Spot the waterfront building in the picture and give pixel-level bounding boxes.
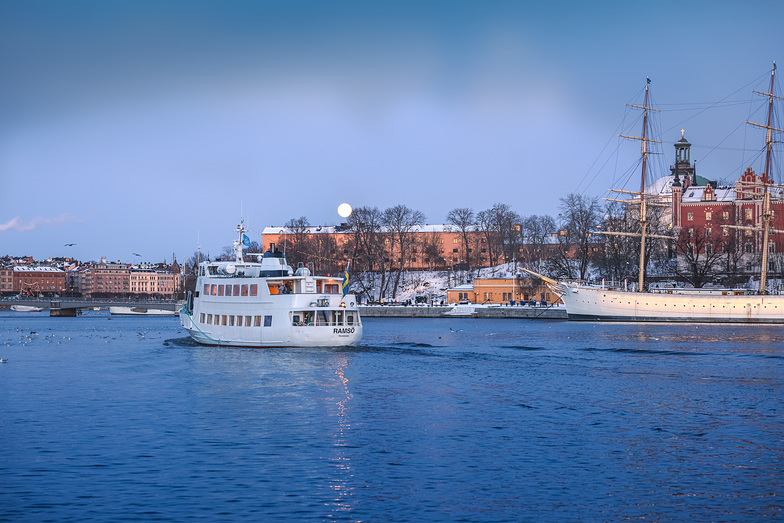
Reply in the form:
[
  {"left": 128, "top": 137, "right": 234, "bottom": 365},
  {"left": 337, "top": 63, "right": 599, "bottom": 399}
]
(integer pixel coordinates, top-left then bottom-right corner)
[
  {"left": 446, "top": 277, "right": 558, "bottom": 305},
  {"left": 13, "top": 266, "right": 66, "bottom": 295}
]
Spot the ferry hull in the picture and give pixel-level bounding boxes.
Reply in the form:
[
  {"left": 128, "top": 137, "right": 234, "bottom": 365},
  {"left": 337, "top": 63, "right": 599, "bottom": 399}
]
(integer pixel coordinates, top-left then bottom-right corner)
[{"left": 556, "top": 283, "right": 784, "bottom": 323}]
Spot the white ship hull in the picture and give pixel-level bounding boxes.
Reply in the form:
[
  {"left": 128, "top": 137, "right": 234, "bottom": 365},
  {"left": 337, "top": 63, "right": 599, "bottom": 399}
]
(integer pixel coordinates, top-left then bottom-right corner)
[
  {"left": 554, "top": 282, "right": 784, "bottom": 323},
  {"left": 110, "top": 306, "right": 177, "bottom": 316}
]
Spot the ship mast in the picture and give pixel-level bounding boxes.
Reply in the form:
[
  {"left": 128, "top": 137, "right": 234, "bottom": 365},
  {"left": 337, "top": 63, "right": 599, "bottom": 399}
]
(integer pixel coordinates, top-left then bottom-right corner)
[
  {"left": 617, "top": 78, "right": 664, "bottom": 291},
  {"left": 746, "top": 62, "right": 783, "bottom": 293}
]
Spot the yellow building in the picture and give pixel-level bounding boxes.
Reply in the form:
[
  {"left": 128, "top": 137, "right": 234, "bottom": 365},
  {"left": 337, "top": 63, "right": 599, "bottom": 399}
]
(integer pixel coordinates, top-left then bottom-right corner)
[{"left": 446, "top": 277, "right": 560, "bottom": 305}]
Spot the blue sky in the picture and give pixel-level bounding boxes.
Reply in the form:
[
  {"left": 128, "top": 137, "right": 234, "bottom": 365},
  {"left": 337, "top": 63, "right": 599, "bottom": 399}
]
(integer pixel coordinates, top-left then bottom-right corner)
[{"left": 1, "top": 0, "right": 782, "bottom": 263}]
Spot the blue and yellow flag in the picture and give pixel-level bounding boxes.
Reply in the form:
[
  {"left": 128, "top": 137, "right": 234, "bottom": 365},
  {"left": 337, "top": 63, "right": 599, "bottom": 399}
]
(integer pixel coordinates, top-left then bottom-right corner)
[{"left": 341, "top": 261, "right": 350, "bottom": 296}]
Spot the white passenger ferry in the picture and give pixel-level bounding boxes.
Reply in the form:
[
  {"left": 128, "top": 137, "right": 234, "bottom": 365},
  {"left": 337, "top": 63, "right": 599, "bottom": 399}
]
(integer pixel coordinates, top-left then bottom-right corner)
[{"left": 179, "top": 222, "right": 362, "bottom": 347}]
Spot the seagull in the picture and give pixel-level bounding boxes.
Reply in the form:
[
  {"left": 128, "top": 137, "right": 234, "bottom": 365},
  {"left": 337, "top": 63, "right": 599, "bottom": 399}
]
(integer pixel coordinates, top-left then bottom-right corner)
[
  {"left": 64, "top": 243, "right": 76, "bottom": 247},
  {"left": 133, "top": 253, "right": 142, "bottom": 257}
]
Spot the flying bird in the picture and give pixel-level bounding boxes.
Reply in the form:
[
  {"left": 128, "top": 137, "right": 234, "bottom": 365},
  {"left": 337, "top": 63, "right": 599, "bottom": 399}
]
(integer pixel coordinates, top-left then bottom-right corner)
[
  {"left": 64, "top": 243, "right": 76, "bottom": 246},
  {"left": 133, "top": 253, "right": 142, "bottom": 256}
]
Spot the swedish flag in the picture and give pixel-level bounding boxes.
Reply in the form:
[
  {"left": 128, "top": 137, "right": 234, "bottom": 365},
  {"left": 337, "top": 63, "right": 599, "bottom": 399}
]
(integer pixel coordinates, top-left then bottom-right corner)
[{"left": 342, "top": 261, "right": 350, "bottom": 296}]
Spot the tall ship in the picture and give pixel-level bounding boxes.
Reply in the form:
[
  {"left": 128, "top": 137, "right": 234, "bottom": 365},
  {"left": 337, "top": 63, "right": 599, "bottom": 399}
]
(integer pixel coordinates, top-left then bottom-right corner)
[
  {"left": 179, "top": 222, "right": 362, "bottom": 346},
  {"left": 527, "top": 64, "right": 784, "bottom": 323}
]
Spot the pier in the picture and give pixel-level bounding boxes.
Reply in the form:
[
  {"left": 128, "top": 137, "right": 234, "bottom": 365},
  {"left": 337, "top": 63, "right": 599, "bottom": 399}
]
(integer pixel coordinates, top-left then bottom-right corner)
[
  {"left": 0, "top": 298, "right": 181, "bottom": 317},
  {"left": 359, "top": 304, "right": 567, "bottom": 320}
]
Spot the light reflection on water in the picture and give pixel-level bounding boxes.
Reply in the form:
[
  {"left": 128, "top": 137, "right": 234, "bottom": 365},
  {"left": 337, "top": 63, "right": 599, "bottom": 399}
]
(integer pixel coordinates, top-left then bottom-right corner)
[{"left": 0, "top": 313, "right": 782, "bottom": 521}]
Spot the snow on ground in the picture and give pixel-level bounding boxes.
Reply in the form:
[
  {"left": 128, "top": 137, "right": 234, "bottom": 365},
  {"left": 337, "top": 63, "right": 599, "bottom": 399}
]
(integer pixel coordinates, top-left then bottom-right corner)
[{"left": 352, "top": 263, "right": 521, "bottom": 303}]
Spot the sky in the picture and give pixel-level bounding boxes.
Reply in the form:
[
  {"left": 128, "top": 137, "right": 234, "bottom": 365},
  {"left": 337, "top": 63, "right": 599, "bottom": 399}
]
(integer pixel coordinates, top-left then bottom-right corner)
[{"left": 1, "top": 0, "right": 783, "bottom": 264}]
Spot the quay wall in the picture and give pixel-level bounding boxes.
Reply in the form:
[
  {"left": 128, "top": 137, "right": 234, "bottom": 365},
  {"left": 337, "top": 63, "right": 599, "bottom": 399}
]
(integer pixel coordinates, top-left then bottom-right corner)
[{"left": 359, "top": 305, "right": 567, "bottom": 320}]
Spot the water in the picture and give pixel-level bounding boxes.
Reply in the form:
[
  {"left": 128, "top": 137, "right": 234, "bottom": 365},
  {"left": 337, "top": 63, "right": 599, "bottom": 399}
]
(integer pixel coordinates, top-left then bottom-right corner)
[{"left": 1, "top": 312, "right": 781, "bottom": 521}]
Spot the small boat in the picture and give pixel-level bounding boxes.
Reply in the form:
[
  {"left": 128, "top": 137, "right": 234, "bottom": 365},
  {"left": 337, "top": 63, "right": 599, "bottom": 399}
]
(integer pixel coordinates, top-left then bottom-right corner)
[
  {"left": 109, "top": 306, "right": 177, "bottom": 316},
  {"left": 179, "top": 221, "right": 363, "bottom": 347},
  {"left": 10, "top": 305, "right": 43, "bottom": 312}
]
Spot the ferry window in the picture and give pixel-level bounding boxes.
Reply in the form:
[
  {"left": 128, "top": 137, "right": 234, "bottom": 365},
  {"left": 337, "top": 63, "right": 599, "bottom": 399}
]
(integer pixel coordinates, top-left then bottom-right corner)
[
  {"left": 318, "top": 311, "right": 329, "bottom": 325},
  {"left": 225, "top": 285, "right": 232, "bottom": 296},
  {"left": 234, "top": 284, "right": 240, "bottom": 296},
  {"left": 347, "top": 314, "right": 354, "bottom": 325},
  {"left": 241, "top": 285, "right": 249, "bottom": 296},
  {"left": 211, "top": 285, "right": 217, "bottom": 296},
  {"left": 254, "top": 315, "right": 261, "bottom": 327},
  {"left": 221, "top": 315, "right": 227, "bottom": 325},
  {"left": 200, "top": 313, "right": 205, "bottom": 323},
  {"left": 293, "top": 314, "right": 300, "bottom": 325},
  {"left": 250, "top": 284, "right": 258, "bottom": 296},
  {"left": 264, "top": 315, "right": 272, "bottom": 327},
  {"left": 203, "top": 284, "right": 209, "bottom": 295},
  {"left": 335, "top": 311, "right": 343, "bottom": 325},
  {"left": 245, "top": 316, "right": 252, "bottom": 327},
  {"left": 228, "top": 316, "right": 235, "bottom": 326},
  {"left": 218, "top": 285, "right": 224, "bottom": 296}
]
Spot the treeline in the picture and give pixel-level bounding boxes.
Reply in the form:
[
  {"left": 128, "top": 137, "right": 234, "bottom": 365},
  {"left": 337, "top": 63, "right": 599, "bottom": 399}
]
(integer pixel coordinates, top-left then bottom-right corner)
[{"left": 182, "top": 192, "right": 771, "bottom": 299}]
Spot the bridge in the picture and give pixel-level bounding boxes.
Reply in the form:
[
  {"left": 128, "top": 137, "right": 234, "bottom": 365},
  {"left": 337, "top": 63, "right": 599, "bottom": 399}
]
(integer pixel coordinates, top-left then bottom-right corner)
[{"left": 0, "top": 297, "right": 182, "bottom": 317}]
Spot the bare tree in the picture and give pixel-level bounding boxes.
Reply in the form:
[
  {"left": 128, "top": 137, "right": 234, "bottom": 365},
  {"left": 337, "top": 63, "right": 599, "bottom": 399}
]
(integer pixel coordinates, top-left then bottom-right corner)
[
  {"left": 282, "top": 216, "right": 311, "bottom": 267},
  {"left": 446, "top": 207, "right": 476, "bottom": 269},
  {"left": 522, "top": 214, "right": 556, "bottom": 269},
  {"left": 673, "top": 225, "right": 727, "bottom": 287},
  {"left": 383, "top": 205, "right": 426, "bottom": 298},
  {"left": 347, "top": 206, "right": 390, "bottom": 300},
  {"left": 551, "top": 193, "right": 602, "bottom": 280}
]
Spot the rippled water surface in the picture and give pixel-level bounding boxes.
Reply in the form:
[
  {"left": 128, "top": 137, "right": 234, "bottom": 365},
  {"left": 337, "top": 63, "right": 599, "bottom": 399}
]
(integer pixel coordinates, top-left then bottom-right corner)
[{"left": 1, "top": 312, "right": 782, "bottom": 521}]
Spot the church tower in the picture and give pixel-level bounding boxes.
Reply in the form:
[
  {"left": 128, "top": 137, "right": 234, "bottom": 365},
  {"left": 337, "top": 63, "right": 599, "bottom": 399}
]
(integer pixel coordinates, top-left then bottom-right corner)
[{"left": 671, "top": 130, "right": 696, "bottom": 186}]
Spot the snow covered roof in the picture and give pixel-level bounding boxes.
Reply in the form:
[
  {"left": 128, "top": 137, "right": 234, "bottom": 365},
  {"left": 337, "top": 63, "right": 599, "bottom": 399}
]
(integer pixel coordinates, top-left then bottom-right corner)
[{"left": 13, "top": 266, "right": 64, "bottom": 273}]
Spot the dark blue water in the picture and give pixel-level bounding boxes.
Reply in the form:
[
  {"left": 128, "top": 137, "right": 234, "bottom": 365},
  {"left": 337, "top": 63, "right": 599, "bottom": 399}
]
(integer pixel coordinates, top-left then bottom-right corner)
[{"left": 1, "top": 312, "right": 781, "bottom": 521}]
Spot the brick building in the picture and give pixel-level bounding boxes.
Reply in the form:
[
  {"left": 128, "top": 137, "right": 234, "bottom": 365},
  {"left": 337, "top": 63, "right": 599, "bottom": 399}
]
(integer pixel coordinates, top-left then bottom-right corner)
[{"left": 13, "top": 266, "right": 66, "bottom": 295}]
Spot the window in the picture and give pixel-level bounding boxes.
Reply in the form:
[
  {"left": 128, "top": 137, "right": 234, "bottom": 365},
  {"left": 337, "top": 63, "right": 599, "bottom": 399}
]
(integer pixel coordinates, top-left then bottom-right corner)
[
  {"left": 688, "top": 228, "right": 694, "bottom": 237},
  {"left": 254, "top": 315, "right": 262, "bottom": 327},
  {"left": 241, "top": 285, "right": 249, "bottom": 296},
  {"left": 453, "top": 238, "right": 458, "bottom": 244},
  {"left": 207, "top": 314, "right": 213, "bottom": 324},
  {"left": 234, "top": 284, "right": 240, "bottom": 295},
  {"left": 225, "top": 285, "right": 232, "bottom": 296},
  {"left": 200, "top": 313, "right": 205, "bottom": 323},
  {"left": 746, "top": 243, "right": 753, "bottom": 254},
  {"left": 250, "top": 284, "right": 258, "bottom": 296},
  {"left": 723, "top": 211, "right": 730, "bottom": 220},
  {"left": 688, "top": 244, "right": 694, "bottom": 256},
  {"left": 745, "top": 208, "right": 753, "bottom": 220},
  {"left": 203, "top": 284, "right": 209, "bottom": 294},
  {"left": 245, "top": 316, "right": 252, "bottom": 327},
  {"left": 218, "top": 285, "right": 224, "bottom": 296},
  {"left": 687, "top": 212, "right": 694, "bottom": 221},
  {"left": 723, "top": 227, "right": 729, "bottom": 236},
  {"left": 705, "top": 211, "right": 712, "bottom": 221},
  {"left": 264, "top": 315, "right": 272, "bottom": 327},
  {"left": 705, "top": 244, "right": 712, "bottom": 255},
  {"left": 769, "top": 243, "right": 775, "bottom": 254},
  {"left": 228, "top": 315, "right": 235, "bottom": 326},
  {"left": 706, "top": 227, "right": 712, "bottom": 237}
]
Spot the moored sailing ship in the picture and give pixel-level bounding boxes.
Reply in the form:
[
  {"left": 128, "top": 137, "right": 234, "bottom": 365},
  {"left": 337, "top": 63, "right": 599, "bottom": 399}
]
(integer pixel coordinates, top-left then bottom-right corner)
[{"left": 526, "top": 64, "right": 784, "bottom": 323}]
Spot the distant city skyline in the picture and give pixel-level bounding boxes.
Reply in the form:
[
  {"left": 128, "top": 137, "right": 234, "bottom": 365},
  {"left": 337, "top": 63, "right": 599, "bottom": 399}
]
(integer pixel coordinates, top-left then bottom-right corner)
[{"left": 2, "top": 1, "right": 782, "bottom": 263}]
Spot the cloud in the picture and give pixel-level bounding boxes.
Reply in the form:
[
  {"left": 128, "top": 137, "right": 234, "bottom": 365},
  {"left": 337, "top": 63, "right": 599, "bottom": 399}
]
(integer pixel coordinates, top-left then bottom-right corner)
[{"left": 0, "top": 214, "right": 77, "bottom": 233}]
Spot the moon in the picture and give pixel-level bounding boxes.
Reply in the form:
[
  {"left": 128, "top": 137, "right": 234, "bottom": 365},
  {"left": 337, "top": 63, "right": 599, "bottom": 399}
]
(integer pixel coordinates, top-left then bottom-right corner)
[{"left": 337, "top": 203, "right": 352, "bottom": 218}]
